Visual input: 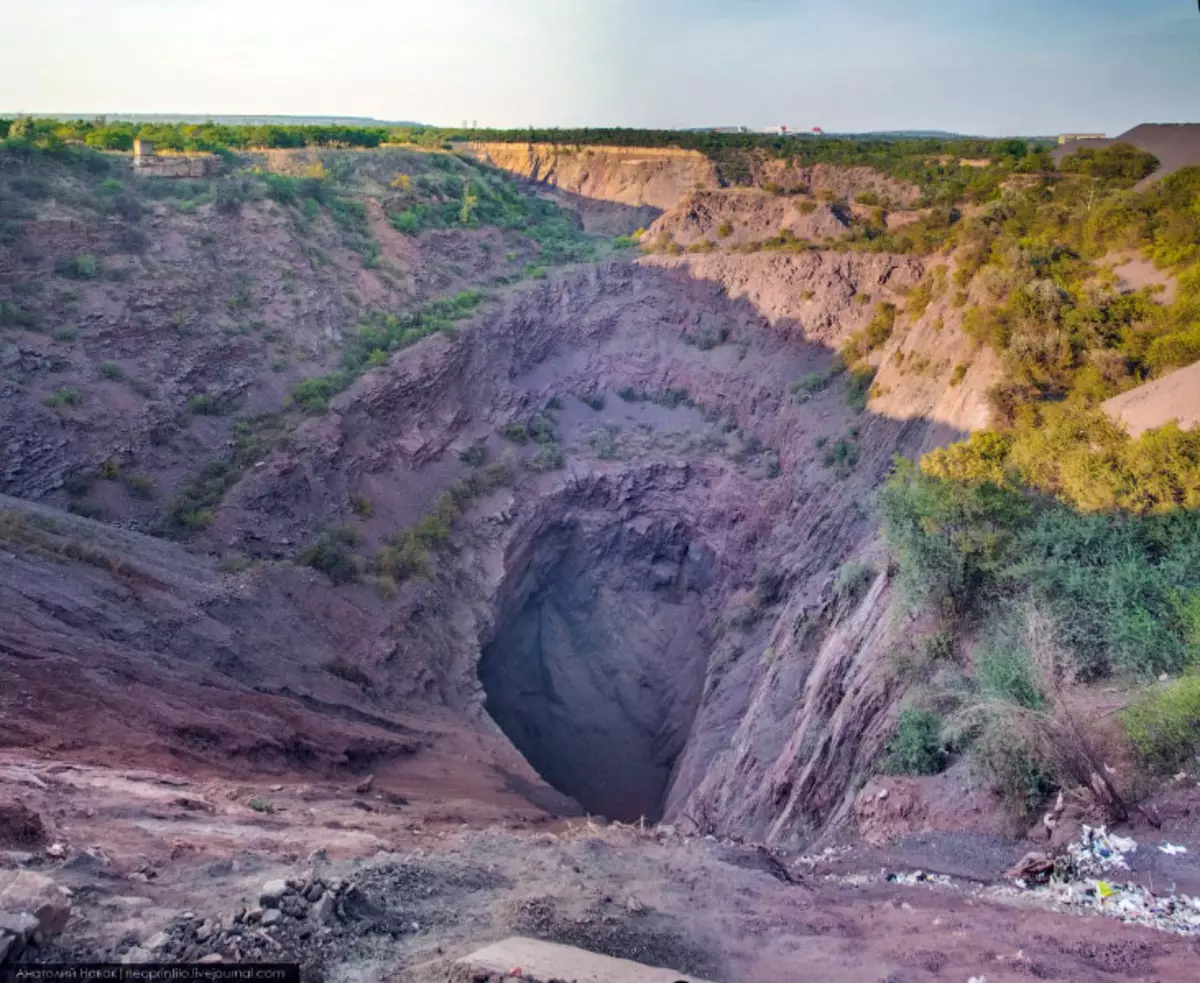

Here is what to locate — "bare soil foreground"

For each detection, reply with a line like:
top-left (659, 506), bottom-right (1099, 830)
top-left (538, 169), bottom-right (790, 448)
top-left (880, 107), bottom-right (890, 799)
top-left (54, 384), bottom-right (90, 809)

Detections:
top-left (5, 753), bottom-right (1200, 983)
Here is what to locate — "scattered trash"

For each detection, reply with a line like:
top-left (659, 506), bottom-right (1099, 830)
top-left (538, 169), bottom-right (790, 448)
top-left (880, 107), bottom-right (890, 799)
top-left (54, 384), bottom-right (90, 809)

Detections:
top-left (1159, 844), bottom-right (1188, 856)
top-left (1002, 825), bottom-right (1200, 935)
top-left (884, 870), bottom-right (953, 887)
top-left (1066, 825), bottom-right (1137, 876)
top-left (968, 976), bottom-right (987, 983)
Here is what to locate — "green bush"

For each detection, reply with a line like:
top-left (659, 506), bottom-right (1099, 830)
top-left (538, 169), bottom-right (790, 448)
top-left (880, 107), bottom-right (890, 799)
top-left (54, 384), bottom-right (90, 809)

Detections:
top-left (187, 394), bottom-right (221, 415)
top-left (45, 387), bottom-right (81, 408)
top-left (834, 561), bottom-right (875, 607)
top-left (1122, 676), bottom-right (1200, 770)
top-left (883, 709), bottom-right (946, 775)
top-left (525, 444), bottom-right (565, 472)
top-left (99, 361), bottom-right (123, 380)
top-left (298, 525), bottom-right (362, 585)
top-left (975, 641), bottom-right (1045, 709)
top-left (845, 365), bottom-right (876, 412)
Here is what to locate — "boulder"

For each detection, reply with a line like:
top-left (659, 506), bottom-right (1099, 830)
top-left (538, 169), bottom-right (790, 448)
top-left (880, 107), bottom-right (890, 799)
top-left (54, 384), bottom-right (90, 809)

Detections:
top-left (259, 880), bottom-right (290, 907)
top-left (0, 870), bottom-right (71, 939)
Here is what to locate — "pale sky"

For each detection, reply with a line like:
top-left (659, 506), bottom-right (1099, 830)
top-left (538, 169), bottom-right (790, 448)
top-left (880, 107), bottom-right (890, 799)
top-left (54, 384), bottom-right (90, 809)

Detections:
top-left (2, 0), bottom-right (1197, 135)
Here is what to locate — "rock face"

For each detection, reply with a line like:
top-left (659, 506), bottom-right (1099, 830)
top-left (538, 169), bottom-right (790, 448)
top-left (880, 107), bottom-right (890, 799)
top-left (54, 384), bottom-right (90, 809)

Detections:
top-left (0, 240), bottom-right (984, 844)
top-left (0, 145), bottom-right (1001, 847)
top-left (0, 869), bottom-right (71, 960)
top-left (644, 189), bottom-right (851, 248)
top-left (466, 143), bottom-right (718, 212)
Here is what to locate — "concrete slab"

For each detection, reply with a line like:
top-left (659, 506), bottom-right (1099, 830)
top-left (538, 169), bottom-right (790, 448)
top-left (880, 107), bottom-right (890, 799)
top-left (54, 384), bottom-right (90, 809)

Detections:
top-left (454, 936), bottom-right (715, 983)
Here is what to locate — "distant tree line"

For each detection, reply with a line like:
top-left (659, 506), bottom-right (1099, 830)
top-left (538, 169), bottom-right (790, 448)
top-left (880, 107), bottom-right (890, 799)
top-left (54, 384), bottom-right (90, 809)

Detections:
top-left (0, 117), bottom-right (391, 152)
top-left (0, 117), bottom-right (1049, 167)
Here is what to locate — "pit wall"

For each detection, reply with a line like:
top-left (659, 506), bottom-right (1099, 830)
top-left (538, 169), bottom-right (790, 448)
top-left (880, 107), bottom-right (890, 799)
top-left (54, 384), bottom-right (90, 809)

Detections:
top-left (465, 143), bottom-right (922, 211)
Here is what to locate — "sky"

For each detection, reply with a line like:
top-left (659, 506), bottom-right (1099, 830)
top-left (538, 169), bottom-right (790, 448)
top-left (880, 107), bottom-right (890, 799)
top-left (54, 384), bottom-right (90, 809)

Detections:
top-left (1, 0), bottom-right (1197, 136)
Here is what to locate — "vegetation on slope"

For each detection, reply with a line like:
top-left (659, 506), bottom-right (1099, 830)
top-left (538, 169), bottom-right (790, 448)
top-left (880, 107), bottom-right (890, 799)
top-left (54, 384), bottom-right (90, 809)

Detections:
top-left (878, 154), bottom-right (1200, 811)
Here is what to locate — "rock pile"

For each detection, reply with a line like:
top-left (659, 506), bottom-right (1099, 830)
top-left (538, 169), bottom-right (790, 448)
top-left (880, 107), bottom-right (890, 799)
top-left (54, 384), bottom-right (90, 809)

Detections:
top-left (120, 874), bottom-right (352, 965)
top-left (0, 870), bottom-right (72, 963)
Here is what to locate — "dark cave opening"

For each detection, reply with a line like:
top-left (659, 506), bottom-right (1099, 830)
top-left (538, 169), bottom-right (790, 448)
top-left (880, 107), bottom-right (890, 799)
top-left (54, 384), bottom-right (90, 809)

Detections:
top-left (478, 520), bottom-right (714, 823)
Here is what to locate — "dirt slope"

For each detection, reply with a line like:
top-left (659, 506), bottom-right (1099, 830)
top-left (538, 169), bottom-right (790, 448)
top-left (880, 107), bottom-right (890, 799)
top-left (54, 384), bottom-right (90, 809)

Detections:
top-left (1054, 122), bottom-right (1200, 184)
top-left (1103, 359), bottom-right (1200, 437)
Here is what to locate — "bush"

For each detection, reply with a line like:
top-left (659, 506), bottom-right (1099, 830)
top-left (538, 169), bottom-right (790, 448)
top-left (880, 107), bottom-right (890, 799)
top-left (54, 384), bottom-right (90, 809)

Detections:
top-left (290, 372), bottom-right (350, 414)
top-left (45, 387), bottom-right (81, 408)
top-left (56, 254), bottom-right (96, 279)
top-left (350, 494), bottom-right (373, 517)
top-left (99, 361), bottom-right (123, 381)
top-left (823, 439), bottom-right (859, 477)
top-left (579, 392), bottom-right (605, 411)
top-left (845, 365), bottom-right (876, 412)
top-left (298, 525), bottom-right (362, 585)
top-left (883, 709), bottom-right (946, 775)
top-left (834, 561), bottom-right (875, 608)
top-left (187, 394), bottom-right (221, 415)
top-left (975, 641), bottom-right (1046, 709)
top-left (1122, 676), bottom-right (1200, 770)
top-left (458, 440), bottom-right (488, 466)
top-left (525, 444), bottom-right (565, 472)
top-left (123, 474), bottom-right (156, 499)
top-left (499, 421), bottom-right (529, 443)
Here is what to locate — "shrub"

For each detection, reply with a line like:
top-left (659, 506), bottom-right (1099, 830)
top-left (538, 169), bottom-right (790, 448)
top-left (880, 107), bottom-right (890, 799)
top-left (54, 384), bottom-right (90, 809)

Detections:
top-left (975, 641), bottom-right (1046, 710)
top-left (458, 441), bottom-right (488, 466)
top-left (716, 222), bottom-right (734, 238)
top-left (579, 392), bottom-right (605, 411)
top-left (823, 438), bottom-right (859, 477)
top-left (350, 494), bottom-right (373, 517)
top-left (56, 254), bottom-right (97, 279)
top-left (45, 387), bottom-right (81, 408)
top-left (298, 525), bottom-right (362, 585)
top-left (971, 717), bottom-right (1055, 816)
top-left (187, 394), bottom-right (221, 415)
top-left (1122, 676), bottom-right (1200, 770)
top-left (290, 372), bottom-right (350, 414)
top-left (834, 561), bottom-right (875, 608)
top-left (499, 421), bottom-right (529, 443)
top-left (949, 363), bottom-right (968, 387)
top-left (248, 797), bottom-right (275, 814)
top-left (123, 474), bottom-right (156, 499)
top-left (845, 366), bottom-right (876, 412)
top-left (99, 361), bottom-right (123, 381)
top-left (883, 709), bottom-right (946, 775)
top-left (525, 444), bottom-right (565, 472)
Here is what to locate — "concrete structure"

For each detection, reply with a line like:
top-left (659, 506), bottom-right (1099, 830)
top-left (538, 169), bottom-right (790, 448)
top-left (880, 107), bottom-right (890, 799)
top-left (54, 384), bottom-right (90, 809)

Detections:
top-left (130, 139), bottom-right (220, 179)
top-left (1058, 133), bottom-right (1106, 145)
top-left (452, 937), bottom-right (715, 983)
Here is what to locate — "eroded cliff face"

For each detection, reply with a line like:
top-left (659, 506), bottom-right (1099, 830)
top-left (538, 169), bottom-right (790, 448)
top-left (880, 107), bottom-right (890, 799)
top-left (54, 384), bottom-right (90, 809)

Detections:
top-left (465, 143), bottom-right (716, 216)
top-left (186, 252), bottom-right (979, 843)
top-left (1, 146), bottom-right (996, 846)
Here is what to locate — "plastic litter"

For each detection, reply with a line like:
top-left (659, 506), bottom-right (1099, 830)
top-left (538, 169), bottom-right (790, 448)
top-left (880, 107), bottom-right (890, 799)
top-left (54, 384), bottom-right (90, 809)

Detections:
top-left (1004, 825), bottom-right (1200, 935)
top-left (1159, 844), bottom-right (1188, 856)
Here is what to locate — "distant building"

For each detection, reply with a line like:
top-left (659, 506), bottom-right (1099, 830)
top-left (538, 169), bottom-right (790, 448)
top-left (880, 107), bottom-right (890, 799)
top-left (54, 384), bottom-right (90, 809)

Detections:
top-left (131, 138), bottom-right (220, 178)
top-left (1058, 133), bottom-right (1106, 145)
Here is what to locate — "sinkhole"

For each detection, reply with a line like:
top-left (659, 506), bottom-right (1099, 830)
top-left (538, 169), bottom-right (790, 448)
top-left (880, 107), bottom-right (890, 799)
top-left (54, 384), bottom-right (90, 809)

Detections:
top-left (479, 519), bottom-right (714, 822)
